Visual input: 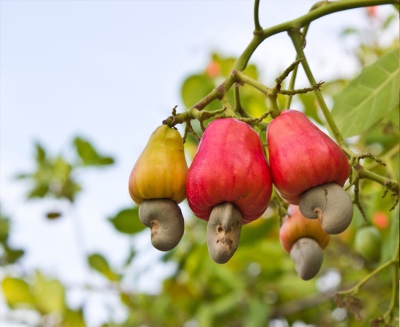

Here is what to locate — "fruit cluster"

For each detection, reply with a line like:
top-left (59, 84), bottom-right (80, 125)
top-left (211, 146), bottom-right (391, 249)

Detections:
top-left (128, 109), bottom-right (354, 279)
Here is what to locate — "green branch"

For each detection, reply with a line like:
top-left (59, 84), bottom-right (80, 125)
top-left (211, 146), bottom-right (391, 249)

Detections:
top-left (253, 0), bottom-right (262, 32)
top-left (234, 0), bottom-right (397, 71)
top-left (164, 0), bottom-right (396, 125)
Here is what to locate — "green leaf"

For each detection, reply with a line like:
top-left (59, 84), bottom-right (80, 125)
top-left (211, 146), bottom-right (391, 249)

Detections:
top-left (332, 47), bottom-right (399, 137)
top-left (181, 74), bottom-right (220, 110)
top-left (298, 92), bottom-right (323, 125)
top-left (28, 184), bottom-right (49, 199)
top-left (4, 246), bottom-right (25, 264)
top-left (62, 308), bottom-right (87, 327)
top-left (73, 137), bottom-right (114, 167)
top-left (87, 253), bottom-right (121, 281)
top-left (32, 272), bottom-right (66, 314)
top-left (35, 142), bottom-right (46, 164)
top-left (380, 206), bottom-right (399, 263)
top-left (1, 277), bottom-right (34, 307)
top-left (245, 298), bottom-right (270, 327)
top-left (0, 216), bottom-right (10, 242)
top-left (108, 207), bottom-right (145, 235)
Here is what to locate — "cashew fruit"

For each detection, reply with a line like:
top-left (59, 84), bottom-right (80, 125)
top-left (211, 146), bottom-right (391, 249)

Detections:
top-left (280, 205), bottom-right (330, 253)
top-left (186, 118), bottom-right (273, 223)
top-left (128, 125), bottom-right (187, 251)
top-left (355, 226), bottom-right (382, 262)
top-left (129, 124), bottom-right (188, 205)
top-left (280, 205), bottom-right (330, 280)
top-left (267, 110), bottom-right (350, 205)
top-left (186, 118), bottom-right (272, 263)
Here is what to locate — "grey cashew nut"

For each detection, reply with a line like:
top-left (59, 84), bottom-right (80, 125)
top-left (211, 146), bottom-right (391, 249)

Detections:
top-left (139, 199), bottom-right (184, 251)
top-left (206, 202), bottom-right (243, 264)
top-left (299, 183), bottom-right (353, 234)
top-left (290, 237), bottom-right (323, 280)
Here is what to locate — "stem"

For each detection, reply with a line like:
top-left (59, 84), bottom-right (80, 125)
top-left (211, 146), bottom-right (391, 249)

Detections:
top-left (233, 84), bottom-right (242, 113)
top-left (237, 0), bottom-right (396, 71)
top-left (233, 70), bottom-right (272, 95)
top-left (285, 25), bottom-right (309, 109)
top-left (253, 0), bottom-right (262, 32)
top-left (338, 258), bottom-right (393, 296)
top-left (288, 28), bottom-right (347, 148)
top-left (357, 166), bottom-right (399, 195)
top-left (338, 230), bottom-right (399, 297)
top-left (166, 0), bottom-right (396, 120)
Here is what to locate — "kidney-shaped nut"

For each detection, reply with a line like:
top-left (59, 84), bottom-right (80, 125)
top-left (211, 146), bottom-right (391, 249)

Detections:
top-left (139, 199), bottom-right (184, 251)
top-left (290, 238), bottom-right (323, 280)
top-left (299, 183), bottom-right (353, 234)
top-left (206, 202), bottom-right (243, 264)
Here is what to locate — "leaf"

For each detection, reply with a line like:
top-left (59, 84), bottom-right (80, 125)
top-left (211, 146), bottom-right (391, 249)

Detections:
top-left (73, 137), bottom-right (114, 167)
top-left (87, 253), bottom-right (121, 281)
top-left (35, 142), bottom-right (46, 164)
top-left (245, 298), bottom-right (270, 327)
top-left (4, 246), bottom-right (25, 264)
top-left (332, 47), bottom-right (399, 137)
top-left (340, 27), bottom-right (360, 36)
top-left (32, 272), bottom-right (66, 314)
top-left (0, 217), bottom-right (10, 242)
top-left (380, 206), bottom-right (399, 263)
top-left (61, 308), bottom-right (87, 327)
top-left (298, 92), bottom-right (323, 125)
top-left (108, 207), bottom-right (145, 235)
top-left (46, 211), bottom-right (63, 220)
top-left (181, 74), bottom-right (220, 110)
top-left (1, 277), bottom-right (34, 307)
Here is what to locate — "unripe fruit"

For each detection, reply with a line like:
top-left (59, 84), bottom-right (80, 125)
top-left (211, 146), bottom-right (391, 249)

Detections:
top-left (354, 226), bottom-right (382, 262)
top-left (280, 205), bottom-right (330, 280)
top-left (187, 118), bottom-right (272, 263)
top-left (129, 125), bottom-right (188, 205)
top-left (267, 110), bottom-right (353, 234)
top-left (129, 125), bottom-right (188, 251)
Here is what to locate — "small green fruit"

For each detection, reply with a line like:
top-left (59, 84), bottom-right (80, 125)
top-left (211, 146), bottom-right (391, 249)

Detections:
top-left (354, 226), bottom-right (382, 262)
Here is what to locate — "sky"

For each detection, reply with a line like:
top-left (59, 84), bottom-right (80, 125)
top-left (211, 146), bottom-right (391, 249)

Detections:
top-left (0, 1), bottom-right (398, 326)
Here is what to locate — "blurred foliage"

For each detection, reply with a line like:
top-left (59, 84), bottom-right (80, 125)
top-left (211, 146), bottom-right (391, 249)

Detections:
top-left (1, 4), bottom-right (399, 327)
top-left (15, 136), bottom-right (114, 220)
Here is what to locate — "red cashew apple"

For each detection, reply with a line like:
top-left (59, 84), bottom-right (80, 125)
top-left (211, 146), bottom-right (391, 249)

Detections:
top-left (280, 205), bottom-right (330, 280)
top-left (267, 110), bottom-right (353, 234)
top-left (186, 118), bottom-right (273, 263)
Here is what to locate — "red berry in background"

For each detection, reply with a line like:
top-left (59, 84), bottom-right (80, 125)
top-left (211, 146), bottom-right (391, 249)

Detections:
top-left (205, 61), bottom-right (221, 78)
top-left (187, 118), bottom-right (272, 263)
top-left (372, 211), bottom-right (390, 230)
top-left (267, 110), bottom-right (353, 234)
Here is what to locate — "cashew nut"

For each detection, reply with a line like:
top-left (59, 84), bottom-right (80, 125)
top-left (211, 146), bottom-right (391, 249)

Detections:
top-left (290, 237), bottom-right (323, 280)
top-left (139, 199), bottom-right (184, 251)
top-left (299, 183), bottom-right (353, 234)
top-left (206, 202), bottom-right (242, 264)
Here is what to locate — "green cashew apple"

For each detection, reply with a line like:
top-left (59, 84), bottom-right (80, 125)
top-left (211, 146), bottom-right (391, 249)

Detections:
top-left (186, 118), bottom-right (273, 263)
top-left (129, 124), bottom-right (188, 251)
top-left (267, 110), bottom-right (353, 234)
top-left (355, 226), bottom-right (382, 262)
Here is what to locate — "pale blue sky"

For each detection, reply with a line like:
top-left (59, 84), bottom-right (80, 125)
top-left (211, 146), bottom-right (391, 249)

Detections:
top-left (0, 1), bottom-right (397, 325)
